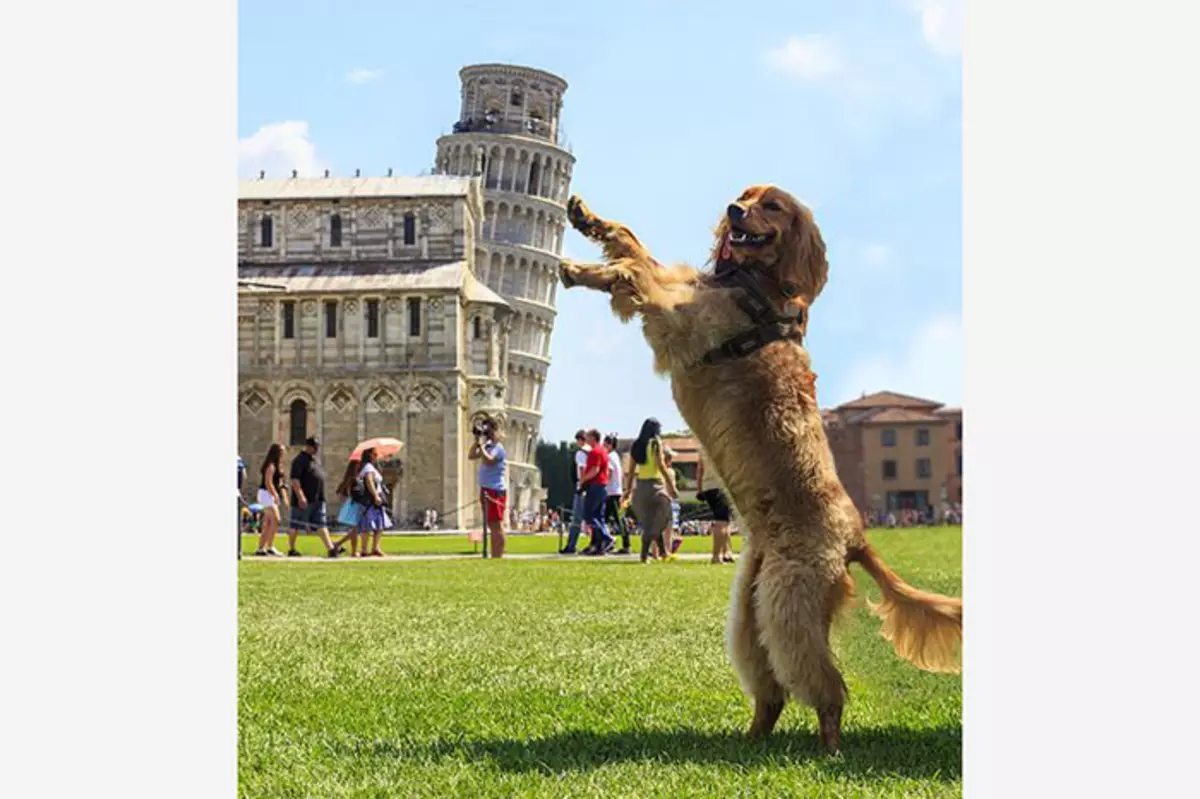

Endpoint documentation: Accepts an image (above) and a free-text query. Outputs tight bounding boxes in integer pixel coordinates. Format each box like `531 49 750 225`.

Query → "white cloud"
762 24 959 134
911 0 963 56
830 313 962 407
763 35 842 81
345 68 382 84
237 121 323 179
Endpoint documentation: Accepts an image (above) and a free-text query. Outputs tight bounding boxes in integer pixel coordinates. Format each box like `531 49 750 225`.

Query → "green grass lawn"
239 527 962 797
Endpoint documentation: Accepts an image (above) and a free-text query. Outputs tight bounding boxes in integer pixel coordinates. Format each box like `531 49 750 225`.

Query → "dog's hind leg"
754 558 852 754
727 548 788 738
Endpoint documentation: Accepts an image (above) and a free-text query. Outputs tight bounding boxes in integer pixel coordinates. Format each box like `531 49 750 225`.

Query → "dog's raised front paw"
566 195 597 235
559 261 579 289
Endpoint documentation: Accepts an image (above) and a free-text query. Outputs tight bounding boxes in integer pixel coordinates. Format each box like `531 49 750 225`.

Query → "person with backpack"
353 447 390 557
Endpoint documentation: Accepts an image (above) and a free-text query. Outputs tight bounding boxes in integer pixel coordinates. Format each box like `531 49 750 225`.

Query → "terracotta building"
822 391 962 515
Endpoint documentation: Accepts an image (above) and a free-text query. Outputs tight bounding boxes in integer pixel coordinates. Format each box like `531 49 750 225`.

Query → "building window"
916 458 932 479
260 215 273 248
916 428 930 447
529 162 541 196
408 297 421 336
403 213 416 245
511 90 523 106
882 460 897 480
281 301 295 339
289 399 307 446
956 449 962 476
366 299 380 339
956 421 963 441
881 428 896 447
473 316 482 339
330 214 342 247
324 301 337 338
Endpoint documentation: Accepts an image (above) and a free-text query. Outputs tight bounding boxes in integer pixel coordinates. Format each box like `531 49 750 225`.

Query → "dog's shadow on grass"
348 725 961 781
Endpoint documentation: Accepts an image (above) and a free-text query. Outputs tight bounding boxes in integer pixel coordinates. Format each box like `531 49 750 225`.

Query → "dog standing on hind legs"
560 189 963 754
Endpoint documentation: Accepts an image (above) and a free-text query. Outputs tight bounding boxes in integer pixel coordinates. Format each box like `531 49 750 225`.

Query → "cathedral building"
237 63 574 528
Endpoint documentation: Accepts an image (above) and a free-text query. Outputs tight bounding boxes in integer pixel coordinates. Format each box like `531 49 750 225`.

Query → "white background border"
3 1 1199 796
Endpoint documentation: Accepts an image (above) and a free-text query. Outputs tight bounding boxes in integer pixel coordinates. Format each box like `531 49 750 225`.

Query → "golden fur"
559 186 962 753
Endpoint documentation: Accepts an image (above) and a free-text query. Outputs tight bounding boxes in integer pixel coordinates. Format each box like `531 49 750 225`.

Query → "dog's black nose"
727 203 745 222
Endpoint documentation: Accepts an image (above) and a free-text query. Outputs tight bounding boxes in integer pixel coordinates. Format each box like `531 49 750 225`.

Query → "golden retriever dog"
559 186 962 754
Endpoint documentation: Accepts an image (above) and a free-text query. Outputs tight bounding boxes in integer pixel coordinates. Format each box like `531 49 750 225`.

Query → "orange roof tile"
862 408 946 424
836 391 944 411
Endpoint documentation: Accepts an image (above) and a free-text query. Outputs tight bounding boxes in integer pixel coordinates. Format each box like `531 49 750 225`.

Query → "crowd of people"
236 415 959 562
863 504 964 529
554 418 737 565
239 436 394 558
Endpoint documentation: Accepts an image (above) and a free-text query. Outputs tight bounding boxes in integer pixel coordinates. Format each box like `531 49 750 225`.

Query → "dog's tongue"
720 234 733 261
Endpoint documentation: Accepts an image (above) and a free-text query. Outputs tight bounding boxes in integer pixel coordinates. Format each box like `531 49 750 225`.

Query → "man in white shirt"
602 433 631 554
560 429 592 554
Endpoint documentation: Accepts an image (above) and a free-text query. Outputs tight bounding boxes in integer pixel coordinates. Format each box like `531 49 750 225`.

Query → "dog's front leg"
559 260 624 294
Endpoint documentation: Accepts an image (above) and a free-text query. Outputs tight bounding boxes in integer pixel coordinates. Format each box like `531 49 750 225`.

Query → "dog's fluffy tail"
848 544 962 674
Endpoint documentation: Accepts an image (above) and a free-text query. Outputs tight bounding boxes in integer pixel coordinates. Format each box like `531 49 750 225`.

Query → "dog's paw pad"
558 262 578 288
566 196 593 230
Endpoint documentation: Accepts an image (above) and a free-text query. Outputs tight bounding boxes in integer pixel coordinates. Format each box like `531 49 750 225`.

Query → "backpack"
352 467 388 508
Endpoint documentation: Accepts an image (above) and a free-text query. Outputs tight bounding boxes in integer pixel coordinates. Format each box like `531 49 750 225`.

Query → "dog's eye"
763 201 783 212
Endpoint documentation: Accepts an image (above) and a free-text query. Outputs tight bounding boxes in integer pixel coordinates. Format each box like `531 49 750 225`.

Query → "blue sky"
238 0 962 443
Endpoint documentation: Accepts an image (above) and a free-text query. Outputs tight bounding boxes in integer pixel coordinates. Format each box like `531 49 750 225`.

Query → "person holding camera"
468 416 508 558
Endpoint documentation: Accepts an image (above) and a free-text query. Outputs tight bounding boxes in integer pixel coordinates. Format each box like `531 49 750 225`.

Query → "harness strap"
699 259 805 367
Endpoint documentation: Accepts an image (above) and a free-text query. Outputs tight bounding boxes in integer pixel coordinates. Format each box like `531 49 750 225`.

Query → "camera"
472 416 496 439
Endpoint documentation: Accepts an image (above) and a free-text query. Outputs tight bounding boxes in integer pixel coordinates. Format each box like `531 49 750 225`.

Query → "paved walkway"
240 552 735 564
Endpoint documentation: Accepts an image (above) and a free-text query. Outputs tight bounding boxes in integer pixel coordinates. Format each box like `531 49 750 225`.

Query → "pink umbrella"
349 437 403 462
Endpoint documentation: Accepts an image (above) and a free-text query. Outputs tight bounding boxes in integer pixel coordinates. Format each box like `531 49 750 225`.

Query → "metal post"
481 493 489 559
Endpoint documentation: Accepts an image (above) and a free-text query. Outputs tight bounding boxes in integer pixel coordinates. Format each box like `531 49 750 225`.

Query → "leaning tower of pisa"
434 63 575 515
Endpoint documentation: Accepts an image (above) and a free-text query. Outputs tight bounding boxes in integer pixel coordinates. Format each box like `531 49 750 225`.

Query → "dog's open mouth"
729 227 775 247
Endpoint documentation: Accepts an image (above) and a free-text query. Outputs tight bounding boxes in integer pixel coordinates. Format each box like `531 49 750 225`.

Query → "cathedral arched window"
260 215 273 248
289 399 307 446
330 214 342 247
473 316 482 340
403 213 416 246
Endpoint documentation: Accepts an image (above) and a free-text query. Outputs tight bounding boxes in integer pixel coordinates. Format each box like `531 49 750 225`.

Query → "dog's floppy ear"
778 205 828 303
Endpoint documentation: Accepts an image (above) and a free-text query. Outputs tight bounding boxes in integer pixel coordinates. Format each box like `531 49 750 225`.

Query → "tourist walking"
285 436 339 557
696 458 736 564
332 461 362 556
578 429 614 555
560 429 592 554
624 418 677 563
354 448 390 557
468 415 508 559
602 433 631 554
254 443 288 556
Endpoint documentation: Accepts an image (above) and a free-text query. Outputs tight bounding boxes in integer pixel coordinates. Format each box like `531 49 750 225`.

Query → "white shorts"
256 489 276 508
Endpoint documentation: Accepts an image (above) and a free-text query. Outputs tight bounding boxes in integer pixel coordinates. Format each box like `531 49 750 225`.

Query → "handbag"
337 500 361 528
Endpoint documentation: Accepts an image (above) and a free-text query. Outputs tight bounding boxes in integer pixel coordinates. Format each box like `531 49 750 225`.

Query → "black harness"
698 260 806 367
